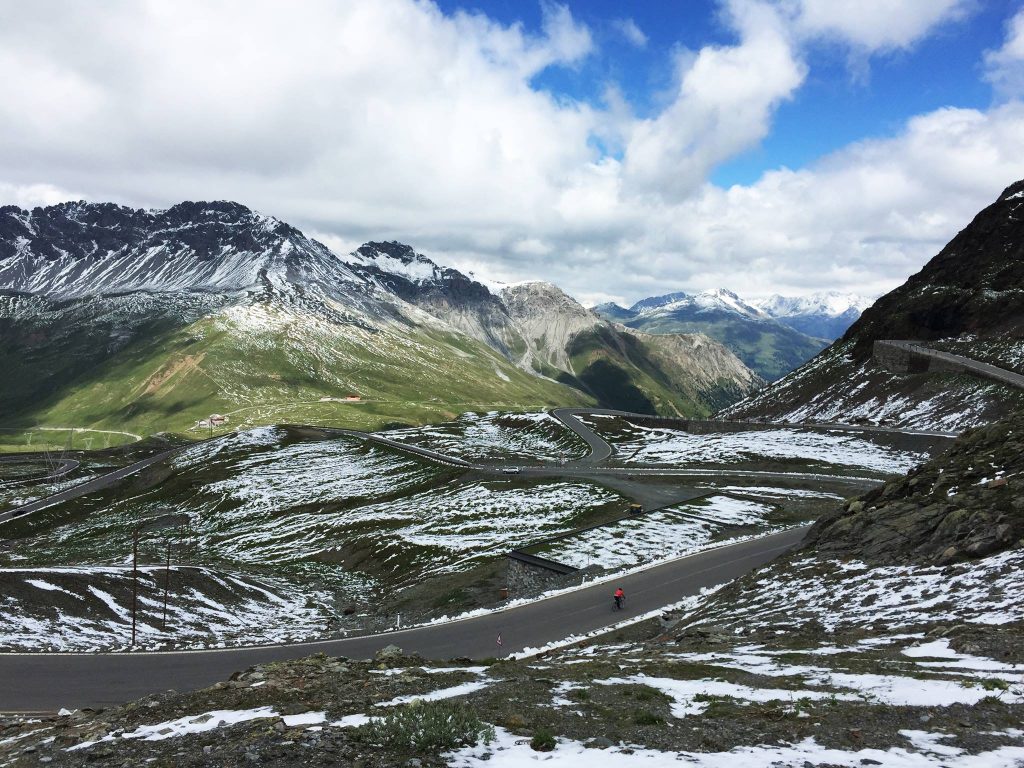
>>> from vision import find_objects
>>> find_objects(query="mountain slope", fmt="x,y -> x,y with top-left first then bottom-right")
595,289 -> 827,381
501,282 -> 761,416
724,180 -> 1024,431
0,203 -> 762,438
0,203 -> 585,435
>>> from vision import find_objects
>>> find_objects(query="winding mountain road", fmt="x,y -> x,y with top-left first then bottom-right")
0,408 -> 955,711
0,527 -> 804,712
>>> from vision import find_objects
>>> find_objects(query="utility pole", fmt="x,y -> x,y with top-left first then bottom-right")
162,538 -> 172,631
131,530 -> 139,646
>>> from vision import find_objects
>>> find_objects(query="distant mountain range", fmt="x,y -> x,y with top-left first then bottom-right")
751,292 -> 873,340
724,180 -> 1024,432
593,288 -> 869,381
0,201 -> 761,439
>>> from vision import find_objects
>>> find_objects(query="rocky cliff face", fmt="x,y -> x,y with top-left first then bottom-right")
724,180 -> 1024,431
500,281 -> 601,372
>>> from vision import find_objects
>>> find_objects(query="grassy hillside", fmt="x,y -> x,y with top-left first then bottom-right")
621,314 -> 826,382
2,300 -> 592,442
565,326 -> 736,418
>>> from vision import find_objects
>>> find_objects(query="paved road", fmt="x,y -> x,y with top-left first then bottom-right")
327,428 -> 473,468
0,458 -> 80,489
0,527 -> 805,712
0,449 -> 186,524
550,408 -> 620,463
879,340 -> 1024,391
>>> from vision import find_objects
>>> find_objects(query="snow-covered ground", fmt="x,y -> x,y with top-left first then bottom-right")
384,411 -> 585,462
447,727 -> 1024,767
538,496 -> 776,571
685,548 -> 1024,632
0,566 -> 329,652
8,427 -> 624,592
583,420 -> 928,474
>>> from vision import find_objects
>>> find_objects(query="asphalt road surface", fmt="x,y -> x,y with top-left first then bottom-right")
0,448 -> 182,524
0,526 -> 805,712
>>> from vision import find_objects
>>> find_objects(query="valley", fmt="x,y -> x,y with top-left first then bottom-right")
0,184 -> 1022,768
0,408 -> 946,659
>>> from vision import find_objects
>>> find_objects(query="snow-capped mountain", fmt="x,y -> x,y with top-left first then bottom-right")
752,291 -> 872,341
725,179 -> 1024,432
0,201 -> 366,302
0,200 -> 761,434
629,288 -> 769,320
594,288 -> 826,381
754,291 -> 872,319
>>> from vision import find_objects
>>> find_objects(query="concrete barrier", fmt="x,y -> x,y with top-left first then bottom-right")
873,340 -> 1024,390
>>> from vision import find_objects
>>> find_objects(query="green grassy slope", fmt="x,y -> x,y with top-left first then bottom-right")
621,315 -> 826,382
566,326 -> 729,417
3,301 -> 593,440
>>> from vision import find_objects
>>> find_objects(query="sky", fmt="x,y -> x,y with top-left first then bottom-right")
2,1 -> 1024,306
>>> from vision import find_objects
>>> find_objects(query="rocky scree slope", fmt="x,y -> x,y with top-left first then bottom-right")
724,180 -> 1024,432
0,201 -> 759,436
594,288 -> 828,381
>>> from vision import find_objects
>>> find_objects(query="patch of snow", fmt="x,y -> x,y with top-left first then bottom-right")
446,728 -> 1024,767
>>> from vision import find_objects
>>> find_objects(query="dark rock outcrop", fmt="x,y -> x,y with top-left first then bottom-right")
805,410 -> 1024,564
843,180 -> 1024,359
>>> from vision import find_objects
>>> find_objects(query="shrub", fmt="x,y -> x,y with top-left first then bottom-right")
356,701 -> 495,751
530,726 -> 556,752
632,708 -> 664,726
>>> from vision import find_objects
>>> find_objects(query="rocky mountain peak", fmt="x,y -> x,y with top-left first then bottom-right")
629,291 -> 688,313
349,241 -> 446,285
0,200 -> 355,298
998,178 -> 1024,202
500,281 -> 596,321
841,177 -> 1024,355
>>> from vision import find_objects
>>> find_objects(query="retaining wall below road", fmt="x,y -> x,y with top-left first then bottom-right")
873,340 -> 1024,390
506,552 -> 579,596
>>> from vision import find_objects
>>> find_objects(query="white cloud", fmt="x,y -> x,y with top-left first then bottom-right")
782,0 -> 971,51
0,0 -> 1019,309
0,182 -> 82,209
985,8 -> 1024,99
623,0 -> 805,200
611,18 -> 648,48
568,102 -> 1024,305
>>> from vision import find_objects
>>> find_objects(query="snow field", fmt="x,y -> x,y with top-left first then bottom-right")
66,668 -> 495,751
538,496 -> 776,571
684,548 -> 1024,632
593,422 -> 928,474
0,566 -> 329,652
385,411 -> 585,462
446,727 -> 1024,767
